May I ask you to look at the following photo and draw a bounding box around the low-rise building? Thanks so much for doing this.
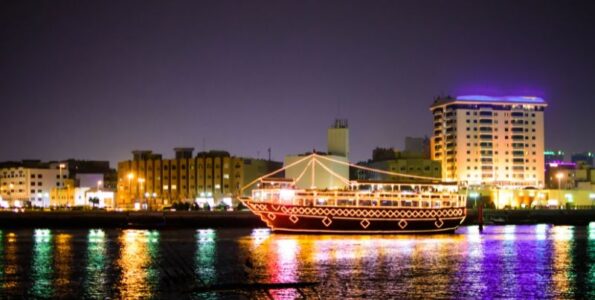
[242,158,283,195]
[491,188,595,209]
[571,152,594,168]
[0,160,69,208]
[117,148,245,210]
[545,161,576,189]
[284,119,350,190]
[358,147,441,183]
[544,150,565,164]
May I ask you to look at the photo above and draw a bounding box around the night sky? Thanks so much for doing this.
[1,1,594,166]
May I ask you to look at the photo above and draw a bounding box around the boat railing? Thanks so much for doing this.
[251,188,467,209]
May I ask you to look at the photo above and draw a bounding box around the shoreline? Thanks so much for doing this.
[0,209,593,229]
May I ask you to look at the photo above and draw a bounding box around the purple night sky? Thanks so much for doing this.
[1,1,594,165]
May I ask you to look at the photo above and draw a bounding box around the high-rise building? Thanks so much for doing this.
[430,95,547,188]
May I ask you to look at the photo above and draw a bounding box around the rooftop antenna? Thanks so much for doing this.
[202,138,206,152]
[268,147,271,161]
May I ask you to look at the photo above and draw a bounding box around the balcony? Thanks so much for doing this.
[479,127,492,132]
[479,135,493,140]
[512,135,524,141]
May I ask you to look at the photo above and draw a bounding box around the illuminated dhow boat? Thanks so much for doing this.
[240,153,466,234]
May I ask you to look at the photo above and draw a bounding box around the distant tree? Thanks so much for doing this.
[372,147,396,162]
[89,197,100,208]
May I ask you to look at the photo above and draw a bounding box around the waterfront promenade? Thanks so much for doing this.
[0,209,593,228]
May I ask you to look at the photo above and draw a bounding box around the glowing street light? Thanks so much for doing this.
[59,163,66,207]
[555,173,564,190]
[8,183,14,205]
[138,178,145,205]
[97,180,103,190]
[469,191,480,208]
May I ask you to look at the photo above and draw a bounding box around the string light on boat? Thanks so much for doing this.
[279,189,295,202]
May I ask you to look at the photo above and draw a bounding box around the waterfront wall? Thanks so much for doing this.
[0,209,593,229]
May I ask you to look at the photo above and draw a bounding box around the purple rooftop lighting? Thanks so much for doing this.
[456,95,546,103]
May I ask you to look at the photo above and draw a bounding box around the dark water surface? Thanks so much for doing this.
[0,224,594,299]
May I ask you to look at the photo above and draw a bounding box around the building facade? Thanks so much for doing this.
[545,161,576,189]
[0,160,68,208]
[117,148,244,210]
[545,150,565,164]
[430,95,547,188]
[285,119,350,190]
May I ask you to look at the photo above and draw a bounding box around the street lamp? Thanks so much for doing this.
[469,191,479,208]
[138,178,145,205]
[59,163,65,207]
[555,173,564,190]
[127,172,134,206]
[97,180,103,190]
[9,183,14,206]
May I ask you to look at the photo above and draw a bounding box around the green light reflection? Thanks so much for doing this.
[84,229,107,298]
[195,229,217,286]
[30,229,54,298]
[0,230,3,283]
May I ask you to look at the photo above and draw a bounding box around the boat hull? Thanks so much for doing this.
[242,200,466,234]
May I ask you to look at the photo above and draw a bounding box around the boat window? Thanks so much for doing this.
[359,200,372,206]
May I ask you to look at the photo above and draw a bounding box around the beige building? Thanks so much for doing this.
[430,95,547,188]
[365,151,442,183]
[242,158,283,195]
[117,148,244,210]
[284,119,350,190]
[0,161,68,208]
[488,188,595,209]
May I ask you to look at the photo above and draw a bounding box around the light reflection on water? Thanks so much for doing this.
[0,224,592,298]
[116,230,160,299]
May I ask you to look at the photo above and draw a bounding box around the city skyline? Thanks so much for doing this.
[2,1,595,165]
